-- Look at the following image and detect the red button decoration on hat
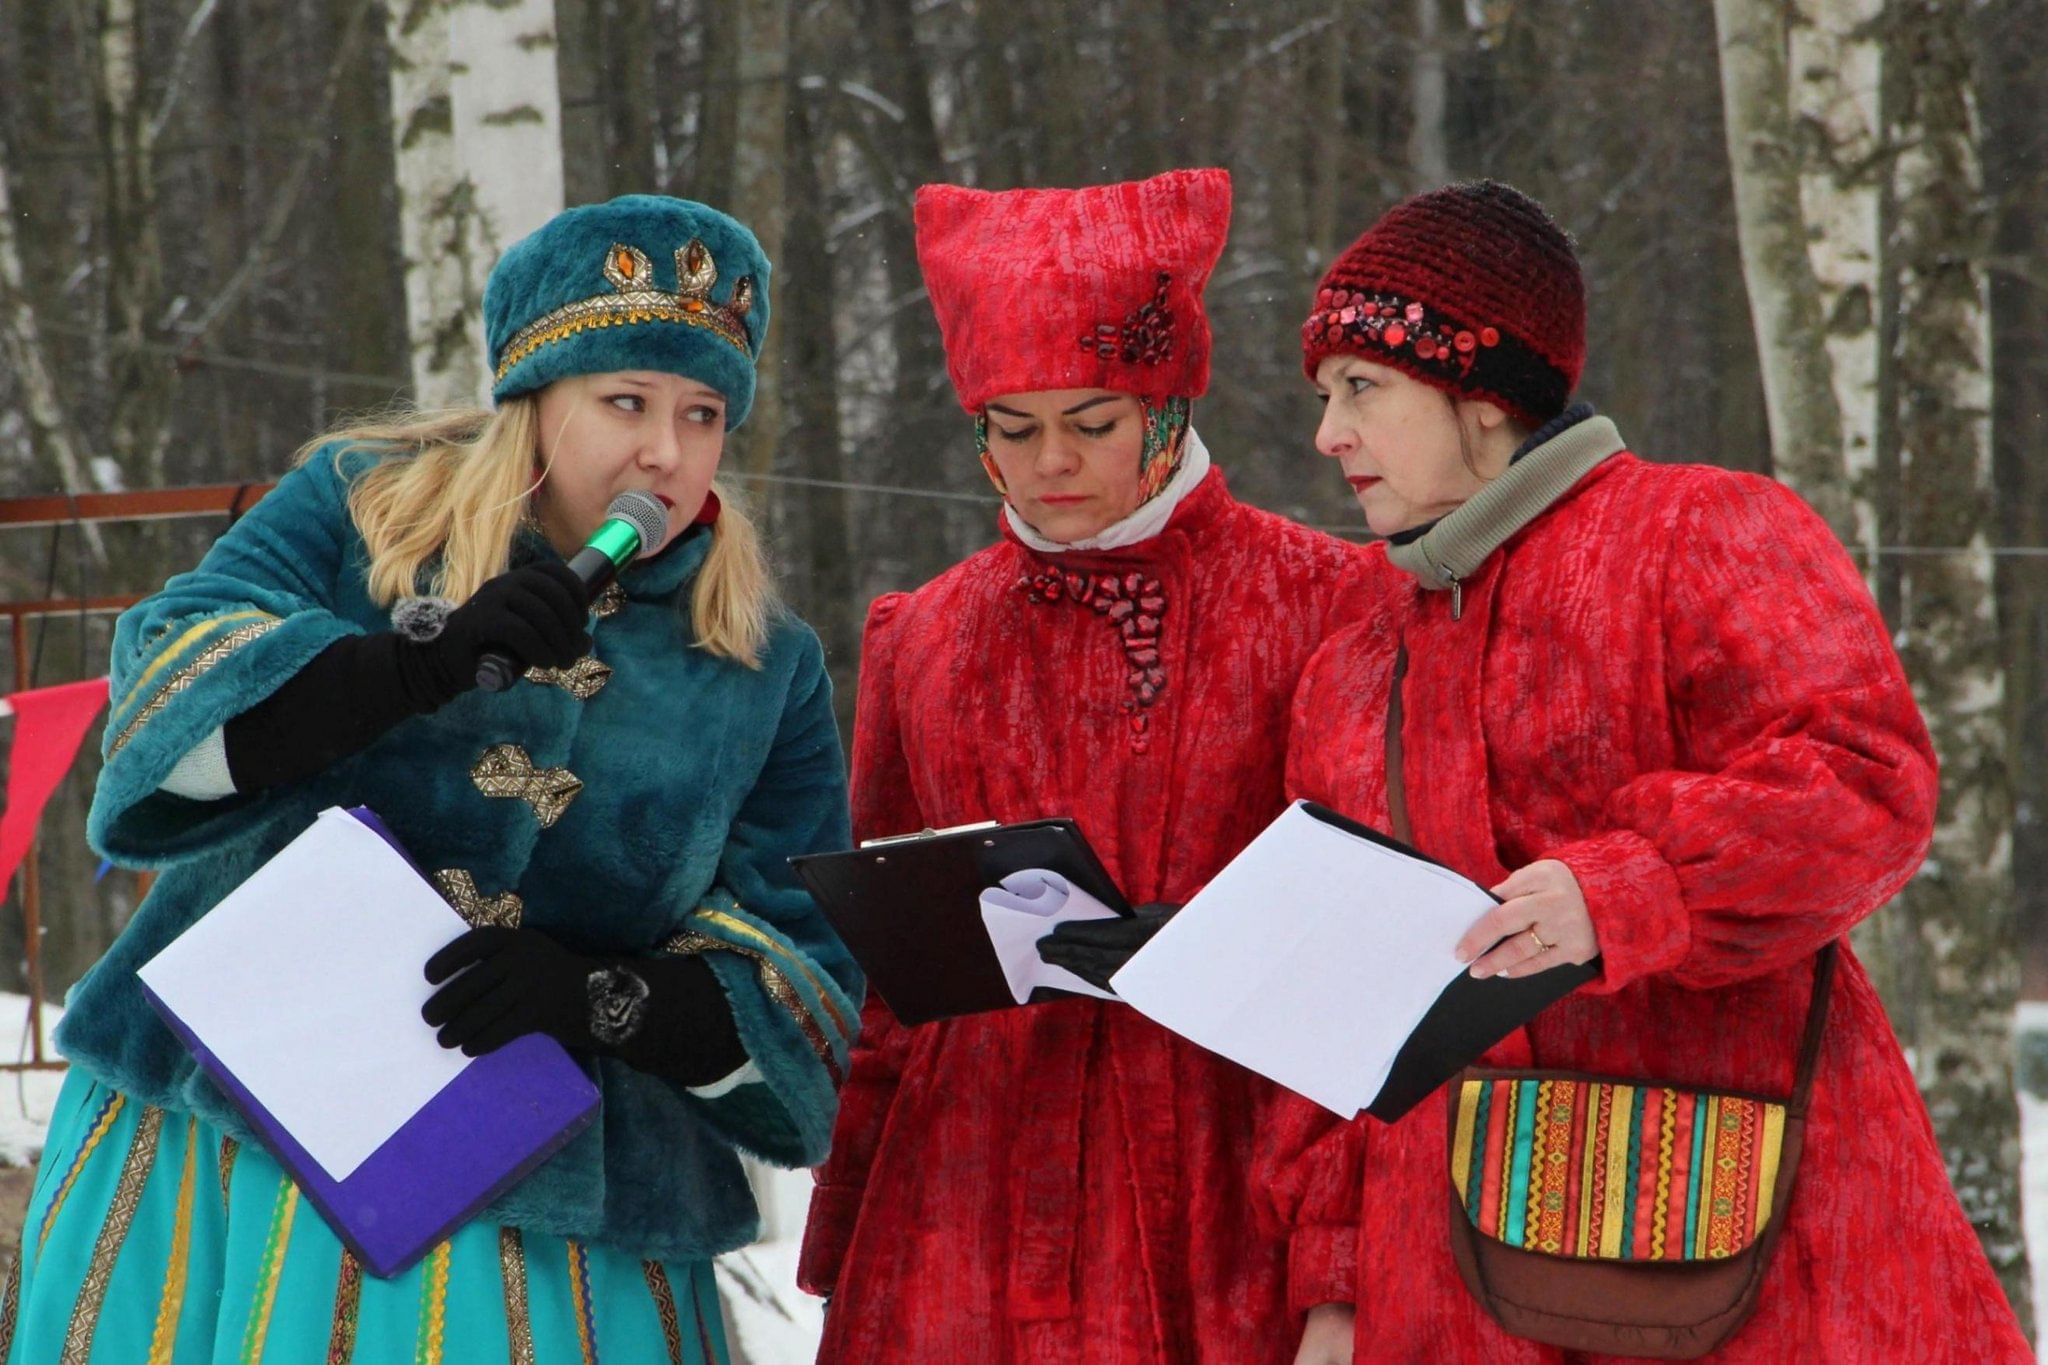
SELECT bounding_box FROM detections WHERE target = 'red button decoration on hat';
[914,168,1231,412]
[1302,180,1586,427]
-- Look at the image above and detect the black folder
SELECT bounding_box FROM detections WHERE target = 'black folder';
[1297,801,1599,1122]
[791,819,1130,1025]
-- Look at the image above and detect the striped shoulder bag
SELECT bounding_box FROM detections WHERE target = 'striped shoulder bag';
[1442,945,1834,1358]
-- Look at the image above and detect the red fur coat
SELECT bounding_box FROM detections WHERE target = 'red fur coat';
[800,468,1370,1362]
[1258,453,2028,1361]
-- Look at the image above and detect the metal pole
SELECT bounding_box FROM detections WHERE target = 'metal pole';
[10,612,47,1067]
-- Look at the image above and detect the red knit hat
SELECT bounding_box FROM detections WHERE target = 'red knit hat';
[914,168,1230,412]
[1302,181,1585,426]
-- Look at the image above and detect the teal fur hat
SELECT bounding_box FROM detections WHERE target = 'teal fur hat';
[485,194,772,427]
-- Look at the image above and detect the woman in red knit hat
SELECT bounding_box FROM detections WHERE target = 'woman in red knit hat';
[796,168,1371,1363]
[1263,181,2027,1362]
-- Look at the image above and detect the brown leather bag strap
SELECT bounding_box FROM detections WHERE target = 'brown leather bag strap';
[1386,645,1412,844]
[1788,942,1838,1117]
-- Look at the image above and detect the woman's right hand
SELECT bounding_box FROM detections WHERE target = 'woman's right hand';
[420,562,591,699]
[1294,1302,1355,1365]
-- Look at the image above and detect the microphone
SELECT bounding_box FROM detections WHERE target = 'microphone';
[476,489,674,692]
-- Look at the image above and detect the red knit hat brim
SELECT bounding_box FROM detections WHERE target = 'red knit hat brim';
[915,169,1231,412]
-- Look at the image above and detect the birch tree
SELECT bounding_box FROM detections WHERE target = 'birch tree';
[385,0,564,408]
[1712,0,1857,541]
[1886,0,2030,1327]
[1789,0,1884,556]
[1716,0,2031,1326]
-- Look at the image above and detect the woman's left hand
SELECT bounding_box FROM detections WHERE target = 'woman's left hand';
[1455,859,1599,979]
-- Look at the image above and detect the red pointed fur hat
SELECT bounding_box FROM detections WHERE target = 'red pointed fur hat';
[913,168,1231,413]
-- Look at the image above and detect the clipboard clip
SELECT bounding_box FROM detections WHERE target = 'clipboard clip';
[858,820,1001,849]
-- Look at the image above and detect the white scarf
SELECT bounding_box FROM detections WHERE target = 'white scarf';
[1004,428,1214,554]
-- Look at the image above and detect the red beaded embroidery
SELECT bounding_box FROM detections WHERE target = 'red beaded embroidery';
[1020,567,1170,752]
[1301,288,1500,381]
[1079,272,1177,366]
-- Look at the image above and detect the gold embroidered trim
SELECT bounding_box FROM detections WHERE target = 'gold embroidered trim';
[326,1249,361,1365]
[592,583,628,620]
[145,1118,200,1365]
[471,744,583,828]
[664,929,841,1085]
[494,239,755,385]
[500,1227,536,1365]
[417,1240,451,1365]
[643,1261,685,1365]
[525,655,612,699]
[62,1105,165,1364]
[431,869,524,929]
[111,616,282,756]
[0,1252,22,1363]
[567,1240,598,1365]
[117,609,270,715]
[697,908,854,1039]
[41,1091,125,1252]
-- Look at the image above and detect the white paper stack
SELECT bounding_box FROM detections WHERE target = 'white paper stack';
[1109,800,1499,1117]
[137,806,478,1180]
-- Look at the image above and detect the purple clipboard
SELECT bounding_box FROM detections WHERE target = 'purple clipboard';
[139,807,599,1278]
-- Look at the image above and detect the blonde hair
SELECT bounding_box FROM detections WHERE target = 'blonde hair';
[301,398,776,667]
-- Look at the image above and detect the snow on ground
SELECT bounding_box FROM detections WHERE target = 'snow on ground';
[0,992,66,1169]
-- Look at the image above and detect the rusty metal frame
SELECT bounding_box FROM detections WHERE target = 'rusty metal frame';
[0,482,274,1071]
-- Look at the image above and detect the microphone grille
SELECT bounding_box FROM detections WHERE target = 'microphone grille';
[606,491,672,559]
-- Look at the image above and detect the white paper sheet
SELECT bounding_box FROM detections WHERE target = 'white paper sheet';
[137,807,476,1180]
[1108,801,1498,1116]
[978,869,1121,1004]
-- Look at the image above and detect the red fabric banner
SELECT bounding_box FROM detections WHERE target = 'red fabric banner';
[0,677,110,894]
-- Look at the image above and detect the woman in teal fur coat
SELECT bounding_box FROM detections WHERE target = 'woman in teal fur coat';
[3,196,859,1363]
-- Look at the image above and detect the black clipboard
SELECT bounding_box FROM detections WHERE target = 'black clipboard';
[790,819,1130,1025]
[1297,801,1599,1121]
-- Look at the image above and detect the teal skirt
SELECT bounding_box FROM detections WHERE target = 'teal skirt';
[2,1071,729,1363]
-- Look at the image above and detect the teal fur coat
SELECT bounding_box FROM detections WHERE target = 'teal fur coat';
[60,445,861,1264]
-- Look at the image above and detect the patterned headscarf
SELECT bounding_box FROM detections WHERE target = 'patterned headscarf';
[975,395,1193,506]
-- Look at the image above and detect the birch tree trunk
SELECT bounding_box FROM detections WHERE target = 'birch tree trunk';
[387,0,486,408]
[385,0,563,408]
[1790,0,1884,555]
[449,0,565,258]
[1886,0,2031,1329]
[1712,0,1858,540]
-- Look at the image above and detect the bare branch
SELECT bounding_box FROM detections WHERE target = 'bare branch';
[145,0,224,149]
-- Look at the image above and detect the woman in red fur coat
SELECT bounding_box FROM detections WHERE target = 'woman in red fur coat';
[796,168,1370,1362]
[1263,181,2028,1363]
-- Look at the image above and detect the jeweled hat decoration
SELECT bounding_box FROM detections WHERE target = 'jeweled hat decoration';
[485,194,771,427]
[1302,180,1585,427]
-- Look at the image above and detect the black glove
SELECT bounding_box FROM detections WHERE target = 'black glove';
[421,925,749,1088]
[407,561,591,707]
[223,562,591,792]
[1035,902,1180,994]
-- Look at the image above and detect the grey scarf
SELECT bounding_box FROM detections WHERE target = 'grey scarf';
[1385,415,1625,617]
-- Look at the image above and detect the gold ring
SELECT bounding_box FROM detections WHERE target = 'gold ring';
[1526,927,1550,953]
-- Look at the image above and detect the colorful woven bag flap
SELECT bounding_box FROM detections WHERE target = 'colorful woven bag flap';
[1450,1077,1788,1262]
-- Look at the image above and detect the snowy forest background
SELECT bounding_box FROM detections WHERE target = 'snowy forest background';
[0,0,2045,1345]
